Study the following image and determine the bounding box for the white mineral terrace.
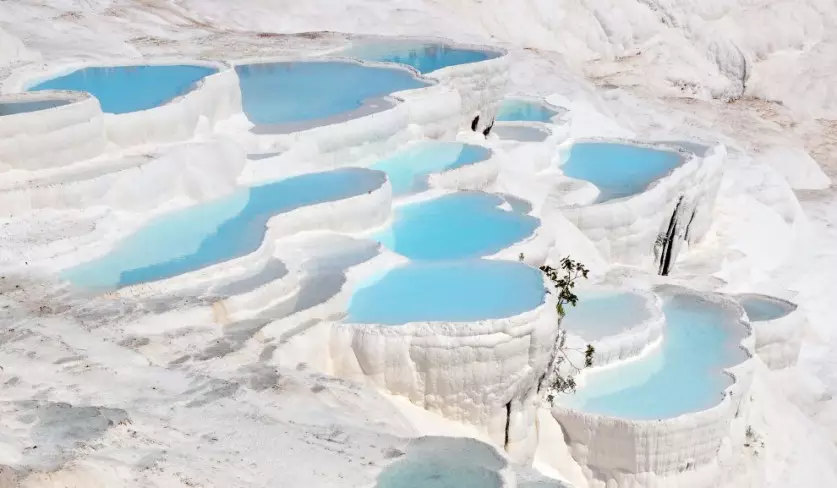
[0,8,834,488]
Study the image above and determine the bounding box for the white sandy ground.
[2,1,837,487]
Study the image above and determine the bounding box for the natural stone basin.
[559,291,749,419]
[374,192,538,260]
[346,260,545,325]
[339,41,500,74]
[235,60,430,132]
[560,142,685,202]
[28,64,218,114]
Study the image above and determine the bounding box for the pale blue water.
[561,142,684,202]
[235,61,429,126]
[347,260,545,325]
[562,290,651,341]
[376,437,505,488]
[28,65,217,114]
[738,295,795,322]
[63,168,384,290]
[375,192,538,260]
[560,293,749,419]
[0,99,71,116]
[496,99,559,123]
[370,142,490,196]
[340,42,499,74]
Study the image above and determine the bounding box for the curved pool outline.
[496,95,565,124]
[561,285,665,368]
[559,285,753,420]
[0,90,107,171]
[550,285,755,480]
[331,36,507,75]
[558,139,689,204]
[368,140,493,196]
[345,259,547,326]
[732,292,803,369]
[61,167,390,292]
[734,293,797,322]
[373,191,541,261]
[233,56,437,133]
[15,59,229,115]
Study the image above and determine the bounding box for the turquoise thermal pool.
[736,294,796,322]
[63,168,385,290]
[375,192,538,260]
[346,260,545,325]
[561,142,685,202]
[370,141,491,196]
[561,289,652,341]
[559,292,749,420]
[339,42,500,74]
[496,98,560,123]
[235,61,430,129]
[28,64,218,114]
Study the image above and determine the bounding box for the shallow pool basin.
[496,98,560,123]
[562,289,653,342]
[28,64,218,114]
[560,142,685,202]
[370,141,490,196]
[560,292,749,419]
[63,168,385,290]
[375,192,538,260]
[235,61,430,130]
[347,260,544,325]
[339,42,500,74]
[737,294,796,322]
[0,98,72,116]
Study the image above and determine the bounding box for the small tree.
[537,257,595,404]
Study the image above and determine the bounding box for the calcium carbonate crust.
[550,286,755,488]
[548,140,726,270]
[76,171,392,305]
[732,293,804,370]
[0,139,246,218]
[331,278,559,463]
[562,287,666,369]
[3,59,241,150]
[0,91,106,170]
[233,45,508,178]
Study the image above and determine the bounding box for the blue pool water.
[0,99,71,116]
[28,65,217,114]
[562,289,651,341]
[496,99,559,123]
[738,295,795,322]
[561,142,684,202]
[63,168,384,290]
[375,192,538,260]
[347,260,544,325]
[340,42,499,74]
[370,142,491,196]
[235,61,429,127]
[376,437,505,488]
[560,293,749,419]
